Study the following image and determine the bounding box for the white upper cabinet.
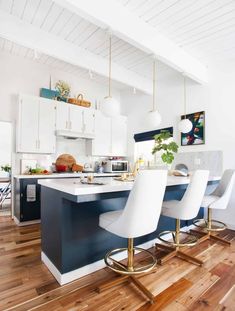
[17,95,56,154]
[56,101,69,131]
[87,111,127,156]
[111,116,127,156]
[83,109,95,136]
[38,98,56,154]
[69,105,83,133]
[17,95,39,153]
[56,102,95,137]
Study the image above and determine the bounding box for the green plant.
[1,164,11,173]
[55,80,71,97]
[152,130,179,164]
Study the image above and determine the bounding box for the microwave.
[103,160,128,173]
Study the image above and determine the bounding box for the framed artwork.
[181,111,205,146]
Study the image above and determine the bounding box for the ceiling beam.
[0,11,153,94]
[54,0,208,84]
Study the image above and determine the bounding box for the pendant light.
[143,58,161,131]
[101,33,120,117]
[178,75,193,133]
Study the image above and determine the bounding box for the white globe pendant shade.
[178,118,193,133]
[143,109,162,131]
[101,96,120,117]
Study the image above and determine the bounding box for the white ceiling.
[0,37,130,90]
[116,0,235,67]
[0,0,176,82]
[0,0,233,90]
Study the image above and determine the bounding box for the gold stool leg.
[97,238,155,304]
[191,208,230,245]
[157,219,203,266]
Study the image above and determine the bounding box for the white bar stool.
[191,169,235,245]
[98,170,167,304]
[156,170,209,266]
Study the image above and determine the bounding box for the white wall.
[0,50,121,172]
[121,68,235,228]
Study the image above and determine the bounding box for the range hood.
[55,130,94,140]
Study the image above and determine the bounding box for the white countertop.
[38,175,220,196]
[14,172,121,179]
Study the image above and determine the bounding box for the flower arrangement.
[152,130,179,164]
[55,80,71,98]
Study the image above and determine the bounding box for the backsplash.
[15,138,103,173]
[173,150,223,176]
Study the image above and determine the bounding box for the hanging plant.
[55,80,71,98]
[152,130,179,164]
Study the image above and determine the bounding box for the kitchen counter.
[14,172,121,179]
[40,174,220,285]
[38,175,220,196]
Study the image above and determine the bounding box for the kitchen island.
[39,176,219,285]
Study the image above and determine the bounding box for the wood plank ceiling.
[0,0,175,85]
[117,0,235,67]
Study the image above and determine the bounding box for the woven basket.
[68,94,91,108]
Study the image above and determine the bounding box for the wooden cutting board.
[55,154,76,169]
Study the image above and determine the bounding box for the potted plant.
[55,80,71,102]
[1,164,11,177]
[152,130,179,166]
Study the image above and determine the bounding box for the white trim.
[14,216,40,226]
[41,225,191,285]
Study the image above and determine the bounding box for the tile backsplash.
[173,150,223,176]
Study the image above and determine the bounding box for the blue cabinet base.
[40,182,218,284]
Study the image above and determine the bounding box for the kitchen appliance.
[103,160,128,173]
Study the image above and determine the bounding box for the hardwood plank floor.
[0,216,235,311]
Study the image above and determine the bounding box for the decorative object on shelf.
[152,130,179,164]
[40,88,59,100]
[68,94,91,107]
[101,32,120,117]
[178,75,193,134]
[181,111,205,146]
[55,80,70,102]
[142,57,161,131]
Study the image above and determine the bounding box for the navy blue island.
[38,176,219,285]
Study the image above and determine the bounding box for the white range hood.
[55,130,94,140]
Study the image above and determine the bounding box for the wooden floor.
[0,216,235,311]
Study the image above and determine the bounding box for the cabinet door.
[69,105,83,133]
[38,98,56,153]
[17,95,39,153]
[83,109,95,136]
[56,101,69,130]
[91,111,112,156]
[111,116,127,156]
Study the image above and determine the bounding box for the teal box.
[40,88,59,100]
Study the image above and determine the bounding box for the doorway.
[0,121,12,217]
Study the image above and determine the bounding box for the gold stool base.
[156,219,203,266]
[193,218,226,232]
[105,247,156,275]
[191,208,230,246]
[97,239,156,304]
[158,230,198,247]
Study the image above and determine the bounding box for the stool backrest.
[211,169,235,209]
[178,170,209,220]
[115,169,167,238]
